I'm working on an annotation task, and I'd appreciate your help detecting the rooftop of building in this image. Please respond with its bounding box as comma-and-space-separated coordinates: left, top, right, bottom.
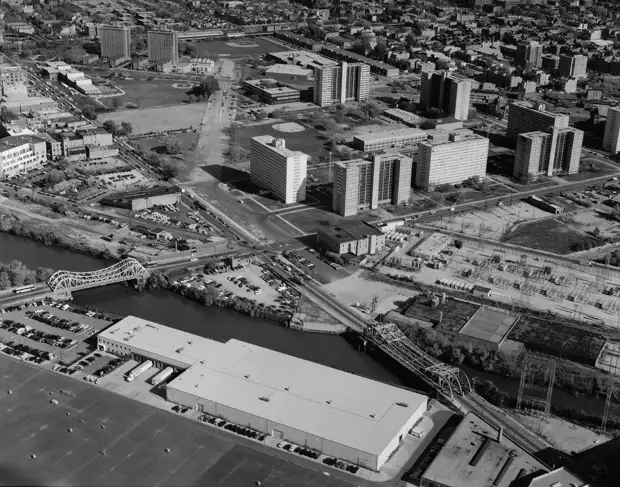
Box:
250, 135, 306, 159
353, 127, 427, 143
384, 108, 426, 123
459, 305, 519, 344
100, 316, 426, 457
422, 412, 547, 487
243, 78, 298, 94
0, 134, 44, 151
101, 185, 181, 203
264, 64, 312, 77
268, 50, 337, 68
420, 128, 485, 146
318, 220, 384, 243
510, 100, 570, 119
411, 232, 451, 256
527, 467, 590, 487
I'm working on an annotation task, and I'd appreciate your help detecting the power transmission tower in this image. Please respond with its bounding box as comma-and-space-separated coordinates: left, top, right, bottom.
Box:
517, 352, 556, 421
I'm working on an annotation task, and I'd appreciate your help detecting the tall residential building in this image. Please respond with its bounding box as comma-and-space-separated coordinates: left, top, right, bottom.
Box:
99, 25, 131, 61
420, 71, 472, 121
147, 29, 178, 64
513, 127, 583, 182
332, 152, 412, 217
515, 41, 542, 70
506, 101, 569, 139
559, 54, 588, 79
603, 106, 620, 153
250, 136, 307, 204
313, 61, 370, 107
414, 129, 489, 190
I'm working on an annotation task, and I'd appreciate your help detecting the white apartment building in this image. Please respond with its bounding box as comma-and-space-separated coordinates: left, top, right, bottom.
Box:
314, 61, 370, 107
415, 130, 489, 190
250, 136, 307, 204
603, 106, 620, 153
0, 135, 47, 179
148, 29, 179, 64
420, 71, 472, 121
559, 54, 588, 79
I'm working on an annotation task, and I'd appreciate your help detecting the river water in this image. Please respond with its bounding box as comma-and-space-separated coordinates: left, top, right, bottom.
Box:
1, 231, 615, 420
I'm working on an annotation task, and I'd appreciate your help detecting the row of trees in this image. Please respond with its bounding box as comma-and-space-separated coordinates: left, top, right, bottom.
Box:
0, 260, 55, 290
102, 120, 133, 137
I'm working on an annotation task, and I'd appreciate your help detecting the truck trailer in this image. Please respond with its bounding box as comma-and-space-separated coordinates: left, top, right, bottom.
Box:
125, 360, 153, 382
150, 366, 174, 386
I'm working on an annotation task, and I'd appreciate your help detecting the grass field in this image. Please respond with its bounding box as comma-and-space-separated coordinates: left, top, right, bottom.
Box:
502, 219, 605, 254
562, 159, 617, 182
99, 105, 206, 134
194, 38, 283, 58
0, 355, 360, 487
237, 122, 333, 162
112, 79, 194, 108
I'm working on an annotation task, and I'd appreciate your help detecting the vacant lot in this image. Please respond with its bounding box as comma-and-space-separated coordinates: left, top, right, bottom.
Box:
194, 38, 282, 58
112, 78, 194, 108
0, 356, 359, 487
99, 105, 206, 134
563, 158, 617, 182
502, 219, 605, 254
135, 132, 198, 158
404, 297, 479, 334
237, 122, 333, 162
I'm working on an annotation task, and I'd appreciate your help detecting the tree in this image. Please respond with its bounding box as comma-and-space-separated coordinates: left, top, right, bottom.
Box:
149, 153, 163, 168
361, 102, 380, 120
102, 120, 118, 135
110, 97, 122, 111
166, 139, 182, 155
370, 296, 379, 313
120, 121, 133, 136
0, 106, 15, 123
82, 105, 97, 120
190, 76, 220, 100
161, 163, 178, 181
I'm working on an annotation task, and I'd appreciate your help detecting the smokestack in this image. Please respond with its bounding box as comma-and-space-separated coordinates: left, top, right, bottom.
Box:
497, 426, 503, 443
438, 311, 443, 323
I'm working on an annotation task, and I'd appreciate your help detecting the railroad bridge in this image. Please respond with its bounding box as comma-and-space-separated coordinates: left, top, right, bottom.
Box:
48, 258, 149, 297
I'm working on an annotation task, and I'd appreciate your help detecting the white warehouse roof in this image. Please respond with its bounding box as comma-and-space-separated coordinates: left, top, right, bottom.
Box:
99, 316, 427, 457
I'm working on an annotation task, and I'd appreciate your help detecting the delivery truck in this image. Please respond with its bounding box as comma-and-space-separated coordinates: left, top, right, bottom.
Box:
125, 360, 153, 382
150, 366, 174, 386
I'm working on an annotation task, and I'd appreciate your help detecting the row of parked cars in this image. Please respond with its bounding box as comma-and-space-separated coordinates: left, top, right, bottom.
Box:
277, 442, 320, 460
322, 457, 360, 474
198, 414, 267, 441
26, 310, 90, 334
1, 320, 76, 350
0, 342, 47, 363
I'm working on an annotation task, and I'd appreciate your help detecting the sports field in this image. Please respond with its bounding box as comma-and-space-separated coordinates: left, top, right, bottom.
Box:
99, 104, 206, 134
112, 78, 195, 108
237, 122, 332, 161
195, 38, 282, 58
0, 355, 361, 487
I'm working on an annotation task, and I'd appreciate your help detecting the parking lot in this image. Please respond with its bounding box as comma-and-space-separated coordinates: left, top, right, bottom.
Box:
203, 264, 283, 307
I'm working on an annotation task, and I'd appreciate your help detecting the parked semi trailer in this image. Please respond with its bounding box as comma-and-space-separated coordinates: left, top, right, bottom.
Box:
125, 360, 153, 382
150, 366, 174, 386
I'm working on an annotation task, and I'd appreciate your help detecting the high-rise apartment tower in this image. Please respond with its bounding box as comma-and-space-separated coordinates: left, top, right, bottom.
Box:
515, 41, 542, 70
314, 62, 370, 107
603, 106, 620, 153
99, 25, 131, 61
148, 29, 179, 64
420, 71, 472, 121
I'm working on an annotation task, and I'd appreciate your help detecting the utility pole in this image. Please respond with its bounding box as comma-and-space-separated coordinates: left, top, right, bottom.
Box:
328, 151, 332, 182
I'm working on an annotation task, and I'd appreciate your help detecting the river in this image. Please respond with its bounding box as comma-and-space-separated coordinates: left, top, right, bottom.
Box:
1, 231, 616, 420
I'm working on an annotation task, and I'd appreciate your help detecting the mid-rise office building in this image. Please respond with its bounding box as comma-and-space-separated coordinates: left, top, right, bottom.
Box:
420, 71, 472, 121
332, 152, 412, 217
0, 64, 27, 86
352, 128, 427, 152
313, 61, 370, 107
0, 135, 47, 179
99, 25, 131, 61
513, 127, 583, 182
603, 106, 620, 153
506, 101, 570, 139
559, 54, 588, 79
250, 136, 307, 204
148, 29, 178, 64
242, 78, 300, 105
414, 130, 489, 190
515, 40, 542, 70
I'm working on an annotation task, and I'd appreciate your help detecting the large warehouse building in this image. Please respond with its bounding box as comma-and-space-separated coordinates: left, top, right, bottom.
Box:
97, 317, 427, 471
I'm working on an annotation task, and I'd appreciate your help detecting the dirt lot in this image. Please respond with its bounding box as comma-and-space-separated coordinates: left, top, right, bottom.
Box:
426, 201, 554, 241
502, 219, 604, 254
99, 105, 207, 134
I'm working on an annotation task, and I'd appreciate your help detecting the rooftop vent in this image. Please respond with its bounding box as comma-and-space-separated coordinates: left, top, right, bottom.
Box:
244, 374, 250, 379
396, 402, 409, 408
284, 387, 290, 391
370, 414, 376, 418
259, 397, 270, 402
175, 348, 184, 353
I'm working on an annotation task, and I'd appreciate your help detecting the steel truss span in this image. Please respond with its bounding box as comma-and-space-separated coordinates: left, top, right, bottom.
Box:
365, 322, 471, 398
48, 258, 150, 293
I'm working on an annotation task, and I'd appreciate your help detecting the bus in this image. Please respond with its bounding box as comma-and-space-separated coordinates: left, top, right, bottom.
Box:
13, 284, 36, 294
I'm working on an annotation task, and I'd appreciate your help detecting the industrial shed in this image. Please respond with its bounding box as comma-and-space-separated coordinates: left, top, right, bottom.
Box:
97, 316, 427, 471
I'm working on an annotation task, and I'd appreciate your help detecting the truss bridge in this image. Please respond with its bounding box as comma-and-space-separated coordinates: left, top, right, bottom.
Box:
365, 321, 471, 398
48, 258, 149, 296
